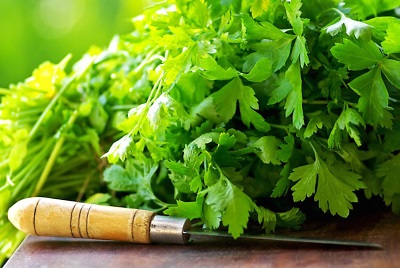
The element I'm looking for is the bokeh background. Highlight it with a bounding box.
[0,0,151,88]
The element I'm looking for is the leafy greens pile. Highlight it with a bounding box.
[0,49,138,262]
[2,0,400,263]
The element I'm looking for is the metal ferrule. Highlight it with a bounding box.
[150,215,191,245]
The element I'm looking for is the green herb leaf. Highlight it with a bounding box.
[331,39,383,70]
[328,107,366,148]
[164,200,202,220]
[376,154,400,214]
[250,136,281,165]
[208,78,270,132]
[205,176,257,238]
[250,0,270,18]
[241,57,273,82]
[382,59,400,89]
[324,13,372,39]
[289,148,364,217]
[348,67,389,125]
[257,207,277,233]
[284,61,304,129]
[381,21,400,54]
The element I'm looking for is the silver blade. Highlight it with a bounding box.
[184,230,383,249]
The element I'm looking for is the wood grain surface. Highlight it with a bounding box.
[4,211,400,268]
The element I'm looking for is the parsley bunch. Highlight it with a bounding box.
[102,0,400,238]
[2,0,400,260]
[0,45,144,262]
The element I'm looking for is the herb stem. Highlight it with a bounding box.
[231,147,255,155]
[111,105,136,110]
[269,124,290,130]
[27,74,77,143]
[128,74,163,136]
[76,171,95,202]
[32,110,79,196]
[302,99,329,105]
[133,47,160,74]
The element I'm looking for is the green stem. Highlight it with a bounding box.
[9,141,53,184]
[133,47,160,74]
[302,99,329,105]
[111,105,136,111]
[76,171,95,202]
[230,147,255,156]
[15,107,45,117]
[11,165,42,199]
[27,74,77,143]
[49,156,90,177]
[32,110,79,196]
[269,124,290,131]
[128,74,163,136]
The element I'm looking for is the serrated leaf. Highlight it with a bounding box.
[276,207,305,229]
[157,26,195,49]
[209,78,270,132]
[376,154,400,198]
[343,0,400,20]
[348,67,389,125]
[328,108,366,148]
[203,201,221,229]
[257,207,277,233]
[241,14,290,41]
[162,48,193,85]
[268,73,292,105]
[271,163,292,198]
[284,0,303,36]
[251,0,270,18]
[250,136,281,165]
[103,164,137,192]
[324,14,372,39]
[304,116,324,139]
[206,177,257,238]
[164,200,202,220]
[331,39,383,70]
[247,37,293,73]
[289,150,364,217]
[241,57,272,82]
[382,59,400,89]
[238,84,270,132]
[277,135,294,162]
[102,134,133,164]
[284,61,304,129]
[198,54,237,80]
[291,36,309,68]
[381,21,400,54]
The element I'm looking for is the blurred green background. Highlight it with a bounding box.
[0,0,151,88]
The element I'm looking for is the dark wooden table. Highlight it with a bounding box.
[4,211,399,268]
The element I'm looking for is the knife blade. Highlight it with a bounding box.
[8,197,382,248]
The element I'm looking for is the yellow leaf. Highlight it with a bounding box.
[251,0,270,18]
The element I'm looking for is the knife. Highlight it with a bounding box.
[8,197,382,248]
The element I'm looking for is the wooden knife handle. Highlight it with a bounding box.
[8,197,155,243]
